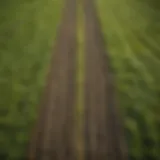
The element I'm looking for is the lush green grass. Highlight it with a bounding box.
[96,0,160,159]
[0,0,63,159]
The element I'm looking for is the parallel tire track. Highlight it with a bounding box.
[83,0,128,159]
[28,0,77,159]
[29,0,128,159]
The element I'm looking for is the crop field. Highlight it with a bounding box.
[97,0,160,159]
[0,0,63,159]
[0,0,160,159]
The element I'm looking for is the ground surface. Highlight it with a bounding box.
[29,0,77,159]
[29,0,127,160]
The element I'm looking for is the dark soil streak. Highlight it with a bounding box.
[29,0,128,159]
[83,0,128,159]
[28,0,77,159]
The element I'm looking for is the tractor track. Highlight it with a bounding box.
[28,0,129,159]
[28,0,77,159]
[83,0,128,159]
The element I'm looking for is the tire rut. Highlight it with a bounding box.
[28,0,77,159]
[28,0,128,159]
[83,0,128,159]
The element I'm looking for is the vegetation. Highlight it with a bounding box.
[97,0,160,159]
[0,0,160,159]
[0,0,62,159]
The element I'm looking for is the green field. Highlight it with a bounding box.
[0,0,63,159]
[0,0,160,159]
[97,0,160,159]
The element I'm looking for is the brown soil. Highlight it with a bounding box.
[28,0,77,159]
[28,0,128,159]
[83,0,128,159]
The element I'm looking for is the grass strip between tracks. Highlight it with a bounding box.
[75,3,85,160]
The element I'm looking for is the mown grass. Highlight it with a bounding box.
[96,0,160,159]
[0,0,63,159]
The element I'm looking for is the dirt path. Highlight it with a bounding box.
[83,0,128,159]
[28,0,77,159]
[28,0,128,159]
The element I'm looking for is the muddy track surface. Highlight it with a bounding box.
[28,0,77,159]
[83,0,128,159]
